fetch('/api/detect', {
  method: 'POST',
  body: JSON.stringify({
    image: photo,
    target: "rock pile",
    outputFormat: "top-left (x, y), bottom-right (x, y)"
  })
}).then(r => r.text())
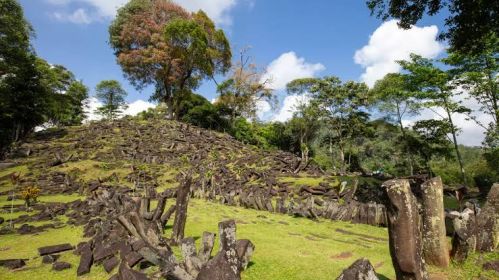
top-left (61, 178), bottom-right (255, 279)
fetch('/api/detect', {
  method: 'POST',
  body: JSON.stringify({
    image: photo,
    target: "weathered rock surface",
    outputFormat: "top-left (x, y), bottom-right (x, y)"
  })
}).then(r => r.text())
top-left (52, 261), bottom-right (71, 271)
top-left (475, 183), bottom-right (499, 252)
top-left (383, 179), bottom-right (428, 280)
top-left (38, 243), bottom-right (74, 256)
top-left (336, 258), bottom-right (379, 280)
top-left (0, 259), bottom-right (26, 270)
top-left (420, 177), bottom-right (449, 267)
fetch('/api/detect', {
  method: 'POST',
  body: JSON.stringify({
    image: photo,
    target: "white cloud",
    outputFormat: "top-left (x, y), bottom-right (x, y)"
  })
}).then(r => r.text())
top-left (354, 20), bottom-right (445, 87)
top-left (84, 98), bottom-right (155, 122)
top-left (261, 52), bottom-right (325, 90)
top-left (272, 94), bottom-right (311, 122)
top-left (173, 0), bottom-right (237, 26)
top-left (52, 8), bottom-right (93, 24)
top-left (123, 100), bottom-right (155, 116)
top-left (46, 0), bottom-right (240, 25)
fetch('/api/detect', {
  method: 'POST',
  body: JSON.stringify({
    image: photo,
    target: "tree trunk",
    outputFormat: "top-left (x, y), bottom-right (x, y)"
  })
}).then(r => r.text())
top-left (444, 102), bottom-right (466, 184)
top-left (397, 104), bottom-right (414, 175)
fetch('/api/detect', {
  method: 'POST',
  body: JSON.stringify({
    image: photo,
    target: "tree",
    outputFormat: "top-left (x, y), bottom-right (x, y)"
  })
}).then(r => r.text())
top-left (0, 0), bottom-right (48, 155)
top-left (95, 80), bottom-right (128, 120)
top-left (215, 48), bottom-right (274, 123)
top-left (408, 119), bottom-right (454, 176)
top-left (36, 58), bottom-right (89, 126)
top-left (109, 0), bottom-right (231, 119)
top-left (287, 103), bottom-right (321, 164)
top-left (366, 0), bottom-right (498, 55)
top-left (287, 77), bottom-right (370, 172)
top-left (444, 34), bottom-right (498, 134)
top-left (370, 73), bottom-right (420, 174)
top-left (400, 54), bottom-right (470, 183)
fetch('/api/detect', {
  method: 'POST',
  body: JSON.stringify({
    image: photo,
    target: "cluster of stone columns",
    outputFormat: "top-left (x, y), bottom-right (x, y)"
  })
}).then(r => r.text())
top-left (382, 178), bottom-right (498, 280)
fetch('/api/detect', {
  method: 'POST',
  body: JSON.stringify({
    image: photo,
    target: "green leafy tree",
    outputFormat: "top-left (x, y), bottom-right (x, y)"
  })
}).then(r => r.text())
top-left (370, 73), bottom-right (420, 174)
top-left (366, 0), bottom-right (498, 55)
top-left (0, 0), bottom-right (48, 155)
top-left (287, 77), bottom-right (369, 172)
top-left (400, 54), bottom-right (470, 183)
top-left (408, 119), bottom-right (454, 176)
top-left (444, 34), bottom-right (498, 139)
top-left (35, 58), bottom-right (89, 126)
top-left (109, 0), bottom-right (231, 119)
top-left (95, 80), bottom-right (128, 120)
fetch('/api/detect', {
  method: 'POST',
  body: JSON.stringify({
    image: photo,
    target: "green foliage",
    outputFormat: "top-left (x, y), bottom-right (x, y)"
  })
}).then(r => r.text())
top-left (95, 80), bottom-right (128, 120)
top-left (366, 0), bottom-right (498, 55)
top-left (109, 1), bottom-right (231, 118)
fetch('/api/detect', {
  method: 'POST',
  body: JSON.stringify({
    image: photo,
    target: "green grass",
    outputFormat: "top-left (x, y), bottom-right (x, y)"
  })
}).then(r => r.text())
top-left (278, 175), bottom-right (325, 187)
top-left (181, 199), bottom-right (393, 280)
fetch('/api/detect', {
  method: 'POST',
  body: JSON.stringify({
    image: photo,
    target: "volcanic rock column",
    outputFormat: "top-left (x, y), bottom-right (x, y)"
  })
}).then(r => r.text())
top-left (383, 179), bottom-right (428, 280)
top-left (476, 183), bottom-right (499, 252)
top-left (420, 177), bottom-right (449, 267)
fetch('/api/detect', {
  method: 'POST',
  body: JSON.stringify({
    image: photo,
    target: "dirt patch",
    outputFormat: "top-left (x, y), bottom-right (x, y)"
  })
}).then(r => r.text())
top-left (335, 228), bottom-right (388, 242)
top-left (331, 251), bottom-right (353, 259)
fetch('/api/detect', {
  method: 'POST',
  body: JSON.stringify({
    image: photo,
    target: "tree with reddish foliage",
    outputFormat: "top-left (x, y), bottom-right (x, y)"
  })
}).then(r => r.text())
top-left (109, 0), bottom-right (231, 119)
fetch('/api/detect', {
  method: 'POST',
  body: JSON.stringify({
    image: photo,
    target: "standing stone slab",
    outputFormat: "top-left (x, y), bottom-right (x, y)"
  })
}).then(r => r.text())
top-left (476, 183), bottom-right (499, 252)
top-left (383, 179), bottom-right (428, 280)
top-left (420, 177), bottom-right (449, 267)
top-left (197, 220), bottom-right (240, 280)
top-left (172, 176), bottom-right (191, 244)
top-left (77, 242), bottom-right (93, 276)
top-left (450, 208), bottom-right (477, 262)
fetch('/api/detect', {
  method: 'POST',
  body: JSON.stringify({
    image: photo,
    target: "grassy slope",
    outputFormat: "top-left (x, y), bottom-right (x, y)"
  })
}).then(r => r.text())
top-left (0, 122), bottom-right (497, 279)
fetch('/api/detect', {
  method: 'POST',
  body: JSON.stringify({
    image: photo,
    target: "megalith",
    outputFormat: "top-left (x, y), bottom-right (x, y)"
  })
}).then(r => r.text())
top-left (383, 179), bottom-right (428, 280)
top-left (420, 177), bottom-right (449, 267)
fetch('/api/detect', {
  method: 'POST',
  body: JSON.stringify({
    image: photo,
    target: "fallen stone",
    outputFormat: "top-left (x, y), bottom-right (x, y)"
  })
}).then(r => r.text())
top-left (38, 243), bottom-right (74, 256)
top-left (336, 258), bottom-right (379, 280)
top-left (77, 243), bottom-right (93, 276)
top-left (124, 252), bottom-right (143, 267)
top-left (0, 259), bottom-right (26, 270)
top-left (482, 260), bottom-right (499, 273)
top-left (103, 256), bottom-right (120, 273)
top-left (42, 254), bottom-right (60, 264)
top-left (52, 261), bottom-right (71, 271)
top-left (118, 262), bottom-right (148, 280)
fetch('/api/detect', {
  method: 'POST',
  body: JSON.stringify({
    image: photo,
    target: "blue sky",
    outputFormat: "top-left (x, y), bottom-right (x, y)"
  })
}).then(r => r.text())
top-left (18, 0), bottom-right (488, 145)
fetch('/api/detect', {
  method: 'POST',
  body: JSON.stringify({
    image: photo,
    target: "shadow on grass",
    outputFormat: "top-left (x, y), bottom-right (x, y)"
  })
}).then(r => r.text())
top-left (377, 273), bottom-right (390, 280)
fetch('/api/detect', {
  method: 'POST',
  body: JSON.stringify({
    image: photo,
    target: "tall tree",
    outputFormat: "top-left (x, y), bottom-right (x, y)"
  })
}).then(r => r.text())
top-left (109, 0), bottom-right (231, 119)
top-left (370, 73), bottom-right (420, 174)
top-left (444, 34), bottom-right (498, 133)
top-left (0, 0), bottom-right (48, 155)
top-left (36, 58), bottom-right (89, 126)
top-left (287, 77), bottom-right (369, 172)
top-left (287, 103), bottom-right (321, 165)
top-left (95, 80), bottom-right (128, 120)
top-left (400, 54), bottom-right (470, 183)
top-left (366, 0), bottom-right (498, 55)
top-left (215, 48), bottom-right (274, 123)
top-left (408, 119), bottom-right (454, 177)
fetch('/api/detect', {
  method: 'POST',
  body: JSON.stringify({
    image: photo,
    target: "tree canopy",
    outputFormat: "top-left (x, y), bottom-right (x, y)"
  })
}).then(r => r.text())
top-left (109, 0), bottom-right (231, 118)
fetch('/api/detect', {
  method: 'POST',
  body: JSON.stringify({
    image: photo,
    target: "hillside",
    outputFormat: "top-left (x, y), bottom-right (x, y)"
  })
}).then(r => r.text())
top-left (0, 118), bottom-right (497, 280)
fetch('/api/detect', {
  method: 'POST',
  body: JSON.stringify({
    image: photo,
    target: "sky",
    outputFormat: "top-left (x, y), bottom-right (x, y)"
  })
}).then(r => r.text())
top-left (18, 0), bottom-right (490, 146)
